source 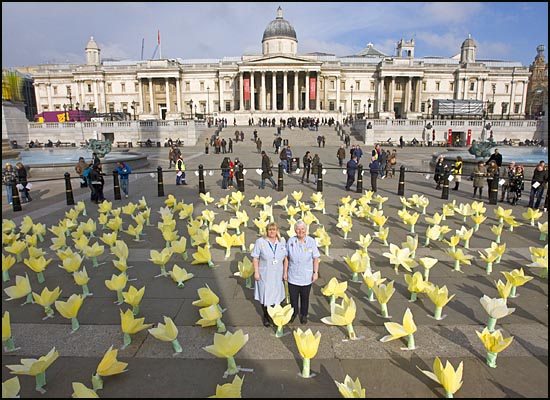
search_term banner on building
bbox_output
[244,78,250,101]
[309,77,316,100]
[448,129,453,146]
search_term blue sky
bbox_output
[2,2,548,68]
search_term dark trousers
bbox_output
[301,166,310,183]
[345,175,355,190]
[288,282,312,318]
[371,174,378,192]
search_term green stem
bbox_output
[424,237,430,247]
[160,265,167,276]
[82,284,90,296]
[171,339,183,353]
[434,306,443,320]
[37,272,45,284]
[183,251,188,261]
[474,223,479,232]
[486,351,498,368]
[510,286,517,298]
[486,262,493,275]
[324,246,329,256]
[245,276,253,289]
[366,287,375,302]
[3,269,10,282]
[346,324,356,340]
[116,290,124,304]
[4,337,16,352]
[301,357,311,378]
[45,306,54,318]
[343,231,348,240]
[92,373,104,391]
[453,259,461,272]
[445,391,454,398]
[496,255,502,264]
[92,257,100,267]
[24,292,34,305]
[410,292,417,302]
[410,224,415,234]
[216,318,226,333]
[540,233,547,241]
[487,317,497,332]
[71,317,80,332]
[351,272,359,282]
[226,356,239,375]
[380,302,389,318]
[207,259,215,267]
[35,371,46,392]
[132,305,140,315]
[225,248,231,259]
[509,225,514,232]
[407,333,415,349]
[464,239,470,249]
[530,219,535,227]
[177,281,185,288]
[495,235,501,244]
[123,332,132,346]
[275,326,284,338]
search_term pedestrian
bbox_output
[75,157,88,188]
[256,137,262,153]
[311,153,320,185]
[528,161,548,209]
[279,146,289,174]
[389,150,397,178]
[486,160,499,199]
[508,165,524,206]
[175,154,187,185]
[385,150,393,179]
[234,157,244,190]
[301,151,312,184]
[451,156,463,191]
[82,163,95,201]
[284,220,321,324]
[317,135,322,147]
[345,155,359,191]
[116,161,132,198]
[92,152,101,167]
[15,162,31,203]
[379,146,387,179]
[473,161,486,199]
[3,162,17,205]
[434,156,448,190]
[500,162,516,202]
[322,135,326,148]
[259,151,277,189]
[337,145,346,167]
[89,164,105,203]
[251,222,287,327]
[253,129,258,142]
[220,157,230,190]
[369,155,379,192]
[168,146,175,168]
[486,148,503,168]
[204,138,209,154]
[399,136,404,148]
[228,138,233,153]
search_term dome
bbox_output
[262,7,297,42]
[461,34,476,49]
[86,36,99,50]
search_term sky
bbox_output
[2,2,548,68]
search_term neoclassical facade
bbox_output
[30,7,532,123]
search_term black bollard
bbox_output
[489,171,499,205]
[237,169,245,192]
[441,172,450,200]
[157,166,165,197]
[397,165,406,196]
[11,181,22,212]
[316,163,323,192]
[112,170,121,200]
[198,164,206,194]
[356,164,363,193]
[64,172,75,206]
[277,163,284,191]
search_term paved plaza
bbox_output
[2,125,548,398]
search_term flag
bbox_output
[158,30,161,45]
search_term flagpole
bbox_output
[158,30,162,59]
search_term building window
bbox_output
[370,81,375,91]
[42,105,49,111]
[224,80,230,90]
[421,102,426,112]
[185,81,190,91]
[514,102,520,114]
[135,83,139,92]
[329,101,335,111]
[488,103,495,114]
[341,81,346,91]
[121,83,126,93]
[319,80,323,90]
[501,102,508,114]
[450,82,454,91]
[200,82,204,91]
[422,82,426,91]
[87,84,92,93]
[108,103,115,113]
[505,84,509,94]
[435,82,440,91]
[53,86,58,95]
[469,81,475,91]
[107,83,112,93]
[55,104,61,110]
[331,80,336,90]
[396,83,402,91]
[121,102,128,114]
[225,101,231,111]
[355,81,360,90]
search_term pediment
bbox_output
[243,55,319,66]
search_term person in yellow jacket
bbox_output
[175,155,187,185]
[451,156,463,190]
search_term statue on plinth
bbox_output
[85,139,112,158]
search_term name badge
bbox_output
[272,259,278,265]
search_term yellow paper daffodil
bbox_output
[382,243,418,274]
[275,195,289,211]
[343,250,368,282]
[455,226,474,249]
[501,268,533,298]
[200,191,215,206]
[73,267,92,296]
[494,206,513,224]
[4,274,33,305]
[321,277,348,307]
[418,357,463,398]
[267,304,294,337]
[32,286,62,318]
[55,294,84,331]
[362,270,386,302]
[169,264,194,288]
[373,281,395,318]
[234,256,254,289]
[4,240,27,263]
[148,316,182,354]
[120,308,153,347]
[374,226,389,246]
[2,253,16,282]
[216,232,238,259]
[334,375,366,398]
[191,245,215,267]
[197,304,226,333]
[203,329,249,375]
[191,228,211,248]
[149,247,174,276]
[83,242,105,268]
[122,285,145,315]
[476,327,514,368]
[478,248,500,275]
[2,376,21,398]
[537,221,547,242]
[404,272,431,302]
[293,328,321,378]
[494,279,513,302]
[321,294,359,340]
[209,375,244,398]
[418,257,438,282]
[72,382,99,398]
[380,308,417,349]
[2,311,18,352]
[91,345,128,390]
[105,273,128,304]
[426,284,455,320]
[480,295,515,332]
[6,347,58,393]
[445,248,473,272]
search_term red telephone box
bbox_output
[447,129,453,146]
[467,129,472,146]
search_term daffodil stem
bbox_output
[160,265,167,276]
[225,248,231,259]
[82,284,90,296]
[474,223,479,232]
[378,203,383,210]
[453,260,461,272]
[330,295,336,308]
[216,318,226,333]
[37,233,44,242]
[123,332,132,346]
[464,239,470,249]
[380,303,389,318]
[35,371,46,392]
[509,225,514,232]
[71,318,80,332]
[92,373,103,391]
[226,356,239,375]
[530,219,535,226]
[171,339,183,353]
[324,246,329,256]
[16,254,22,263]
[540,233,546,241]
[183,251,188,261]
[346,324,356,340]
[116,290,124,304]
[24,293,34,305]
[45,306,54,317]
[351,272,359,282]
[4,337,16,352]
[510,286,517,298]
[496,255,502,264]
[2,270,10,282]
[132,305,140,315]
[37,272,45,284]
[410,292,417,302]
[495,235,501,244]
[410,225,415,234]
[445,390,454,398]
[275,326,284,338]
[343,232,348,240]
[423,269,430,282]
[245,276,253,289]
[486,351,498,368]
[486,262,493,275]
[434,306,443,320]
[165,240,171,248]
[407,333,415,349]
[366,288,375,302]
[487,317,497,332]
[301,357,311,378]
[92,257,100,267]
[424,237,430,247]
[208,259,215,268]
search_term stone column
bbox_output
[509,80,515,117]
[283,71,288,111]
[404,77,410,112]
[389,77,395,115]
[239,72,244,111]
[305,71,310,111]
[415,78,421,112]
[520,80,528,116]
[324,75,328,111]
[294,72,299,111]
[94,80,100,112]
[272,71,277,110]
[377,78,384,113]
[138,79,144,113]
[463,78,467,99]
[250,71,255,111]
[336,76,341,112]
[176,78,181,113]
[165,78,170,112]
[148,78,154,114]
[259,71,265,111]
[315,72,320,111]
[218,76,223,112]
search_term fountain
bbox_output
[2,143,149,178]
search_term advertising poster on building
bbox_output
[309,77,316,100]
[244,78,250,101]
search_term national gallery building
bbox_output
[29,7,532,124]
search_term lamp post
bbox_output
[67,86,73,110]
[363,104,366,119]
[194,104,197,120]
[190,99,193,119]
[75,102,80,121]
[492,86,496,119]
[63,104,68,122]
[131,100,137,121]
[368,98,372,119]
[427,99,431,120]
[206,86,210,118]
[350,85,354,119]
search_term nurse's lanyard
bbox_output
[268,241,278,264]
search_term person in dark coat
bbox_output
[486,148,503,168]
[301,151,312,184]
[369,155,380,192]
[259,151,276,189]
[345,155,359,191]
[15,162,31,202]
[434,156,448,190]
[89,164,105,203]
